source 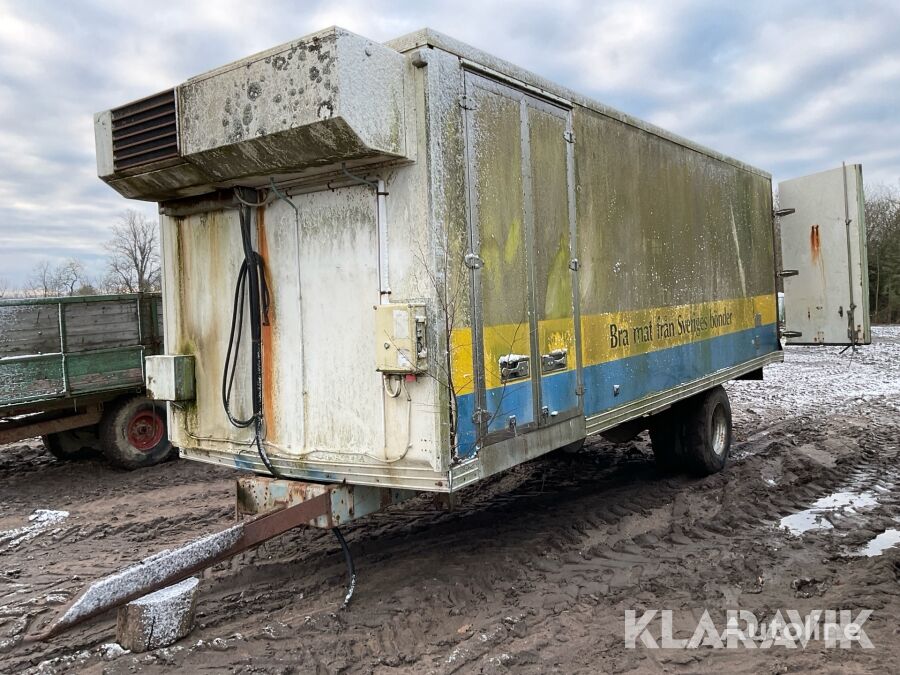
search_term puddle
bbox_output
[854,529,900,557]
[779,491,878,535]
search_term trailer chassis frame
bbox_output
[33,477,415,641]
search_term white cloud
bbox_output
[0,4,63,78]
[1,0,899,287]
[562,2,689,94]
[780,54,900,131]
[723,15,884,104]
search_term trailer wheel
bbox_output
[42,427,101,460]
[683,386,732,476]
[648,408,686,472]
[100,396,174,470]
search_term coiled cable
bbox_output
[221,190,278,476]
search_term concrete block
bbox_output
[116,577,199,652]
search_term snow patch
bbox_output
[0,509,69,552]
[728,325,900,417]
[100,642,130,661]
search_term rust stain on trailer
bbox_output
[810,224,821,264]
[256,206,278,436]
[236,476,331,517]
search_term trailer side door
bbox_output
[777,164,870,345]
[462,71,581,447]
[525,97,581,425]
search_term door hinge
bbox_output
[774,207,795,218]
[458,94,475,110]
[563,130,575,144]
[464,252,484,269]
[575,384,585,396]
[777,269,799,278]
[781,330,803,339]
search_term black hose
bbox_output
[222,260,251,427]
[221,193,278,476]
[332,527,356,609]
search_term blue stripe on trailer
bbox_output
[455,323,779,457]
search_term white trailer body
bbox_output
[93,27,868,493]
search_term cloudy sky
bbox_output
[1,0,899,287]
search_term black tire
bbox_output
[99,396,175,470]
[649,407,686,473]
[683,385,732,476]
[42,427,102,460]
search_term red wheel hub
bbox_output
[127,409,164,452]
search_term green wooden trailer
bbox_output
[0,293,174,468]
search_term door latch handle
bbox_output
[541,348,567,373]
[499,354,530,383]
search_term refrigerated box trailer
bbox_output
[93,27,869,492]
[34,26,874,637]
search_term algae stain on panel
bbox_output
[544,240,571,319]
[503,217,523,266]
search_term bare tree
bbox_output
[56,259,87,296]
[105,209,161,293]
[0,276,9,299]
[25,259,93,297]
[27,260,61,297]
[866,183,900,323]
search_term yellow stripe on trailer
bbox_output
[451,294,777,395]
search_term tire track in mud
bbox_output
[136,425,874,672]
[11,413,895,674]
[234,409,899,673]
[3,334,900,673]
[0,442,240,673]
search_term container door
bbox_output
[525,98,581,424]
[778,164,870,345]
[463,71,581,446]
[463,74,537,440]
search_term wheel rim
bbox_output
[127,408,165,452]
[711,403,729,456]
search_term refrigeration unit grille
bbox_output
[111,89,178,171]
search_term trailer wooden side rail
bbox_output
[0,293,175,468]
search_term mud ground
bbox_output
[2,327,899,674]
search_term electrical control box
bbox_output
[145,355,196,401]
[374,304,426,374]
